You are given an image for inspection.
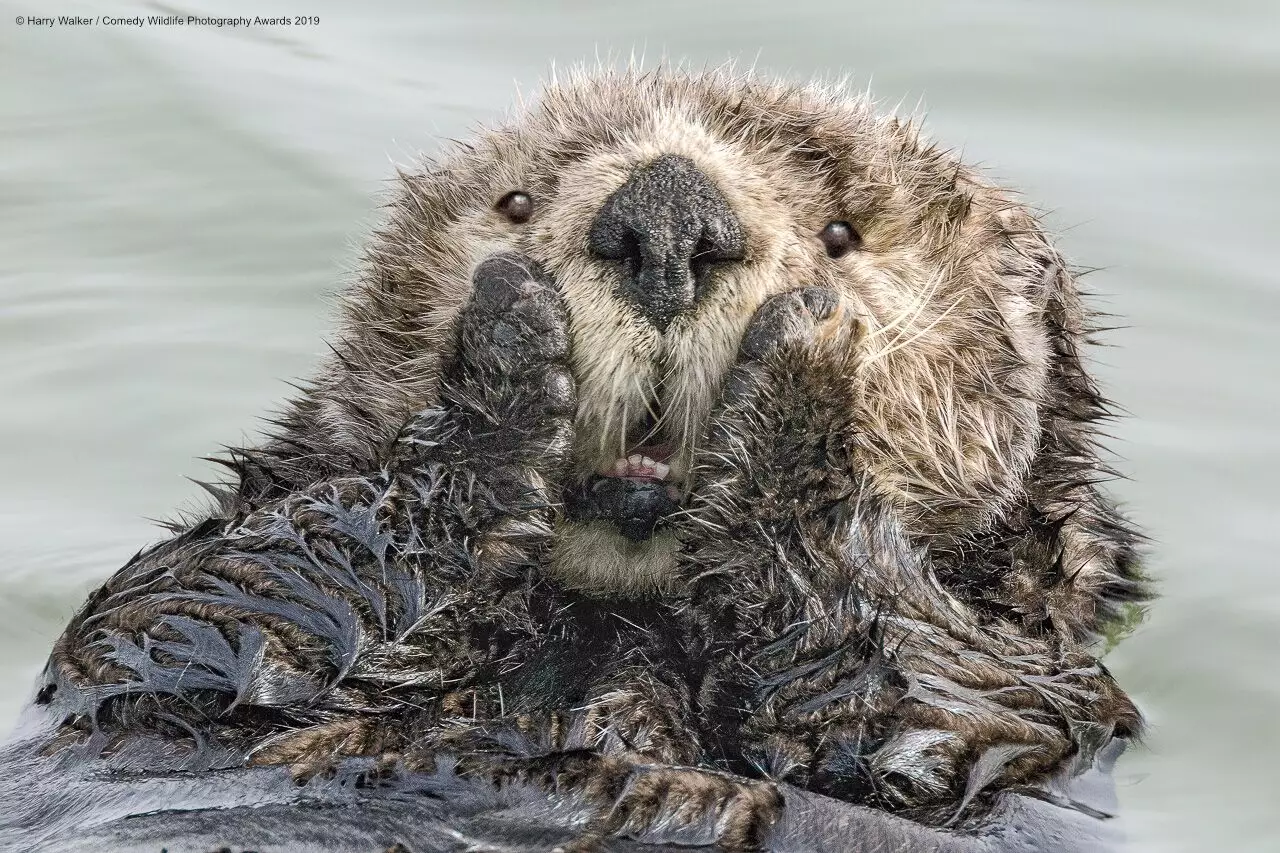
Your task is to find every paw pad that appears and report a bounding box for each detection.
[739,286,842,362]
[461,252,569,370]
[470,253,549,314]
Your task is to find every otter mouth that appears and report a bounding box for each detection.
[564,410,684,542]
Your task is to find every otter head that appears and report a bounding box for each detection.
[294,69,1140,635]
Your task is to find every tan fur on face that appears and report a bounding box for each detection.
[301,67,1119,605]
[530,111,805,486]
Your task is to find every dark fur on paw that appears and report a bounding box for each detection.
[723,287,859,407]
[458,252,571,380]
[423,251,576,473]
[738,286,841,361]
[689,286,863,521]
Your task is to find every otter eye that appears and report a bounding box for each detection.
[819,220,861,258]
[496,191,533,224]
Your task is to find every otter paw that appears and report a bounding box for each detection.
[740,287,841,361]
[684,287,863,529]
[276,750,404,789]
[589,763,783,851]
[504,752,781,852]
[725,287,859,406]
[430,252,577,469]
[457,253,571,396]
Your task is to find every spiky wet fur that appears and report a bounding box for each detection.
[39,67,1146,847]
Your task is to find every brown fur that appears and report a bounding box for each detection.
[38,67,1146,848]
[226,67,1141,635]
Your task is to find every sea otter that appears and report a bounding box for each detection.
[2,69,1146,852]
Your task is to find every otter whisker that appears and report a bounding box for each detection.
[859,268,946,354]
[863,291,966,370]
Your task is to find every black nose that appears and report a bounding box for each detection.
[588,154,744,332]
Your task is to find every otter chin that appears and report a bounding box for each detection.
[563,397,689,592]
[558,438,685,596]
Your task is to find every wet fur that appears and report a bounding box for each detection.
[35,68,1145,849]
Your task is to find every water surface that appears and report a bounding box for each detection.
[2,2,1277,850]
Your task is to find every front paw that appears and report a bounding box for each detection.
[453,252,575,415]
[724,286,860,404]
[691,287,864,517]
[392,253,578,573]
[423,253,576,469]
[458,254,570,383]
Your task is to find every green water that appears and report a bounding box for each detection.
[2,1,1277,850]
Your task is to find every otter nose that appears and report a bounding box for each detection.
[588,154,744,332]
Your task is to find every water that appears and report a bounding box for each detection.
[1,1,1277,849]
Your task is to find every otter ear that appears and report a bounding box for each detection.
[1013,249,1149,644]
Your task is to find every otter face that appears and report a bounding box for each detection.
[340,70,1110,601]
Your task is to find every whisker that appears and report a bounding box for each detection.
[861,270,944,352]
[863,290,965,368]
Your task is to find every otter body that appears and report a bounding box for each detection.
[3,70,1145,852]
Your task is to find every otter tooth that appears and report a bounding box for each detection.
[650,460,670,480]
[627,454,644,467]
